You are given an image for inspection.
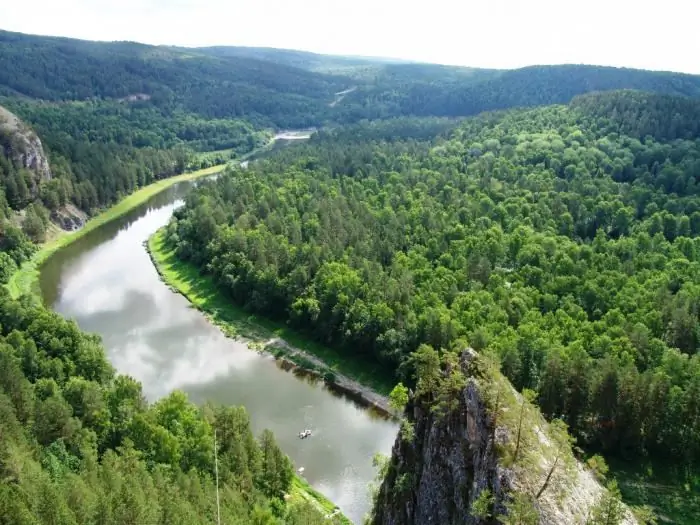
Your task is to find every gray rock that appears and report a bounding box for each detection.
[369,350,637,525]
[0,105,52,187]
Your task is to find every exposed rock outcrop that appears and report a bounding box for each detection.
[0,105,52,185]
[51,204,87,231]
[370,349,637,525]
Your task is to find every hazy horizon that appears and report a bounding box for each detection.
[3,0,699,74]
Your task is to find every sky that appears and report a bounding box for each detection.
[3,0,700,74]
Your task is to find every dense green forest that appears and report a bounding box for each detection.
[0,287,342,524]
[5,27,700,524]
[4,30,700,129]
[339,64,700,121]
[4,29,700,234]
[0,98,269,213]
[165,90,700,467]
[0,105,194,231]
[0,30,346,129]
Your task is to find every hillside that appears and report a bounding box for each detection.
[3,28,700,524]
[4,30,700,128]
[0,105,50,275]
[339,64,700,119]
[164,90,700,522]
[370,349,637,524]
[0,100,200,229]
[0,30,346,128]
[195,45,382,75]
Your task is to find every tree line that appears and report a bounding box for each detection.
[165,91,700,465]
[0,286,343,524]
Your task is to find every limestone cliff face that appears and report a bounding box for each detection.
[370,350,637,525]
[0,105,52,185]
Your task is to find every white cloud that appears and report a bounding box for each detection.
[3,0,699,73]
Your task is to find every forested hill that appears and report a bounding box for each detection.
[4,29,700,127]
[194,45,383,74]
[0,30,347,128]
[0,287,344,524]
[338,64,700,120]
[166,90,700,480]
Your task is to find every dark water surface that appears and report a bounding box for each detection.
[40,181,398,523]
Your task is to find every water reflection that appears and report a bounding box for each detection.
[40,181,398,524]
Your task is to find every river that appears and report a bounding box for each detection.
[39,179,398,523]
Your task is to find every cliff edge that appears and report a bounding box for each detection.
[369,349,637,525]
[0,105,51,185]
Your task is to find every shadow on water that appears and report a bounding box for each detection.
[276,361,393,422]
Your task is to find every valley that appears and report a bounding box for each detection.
[1,27,699,525]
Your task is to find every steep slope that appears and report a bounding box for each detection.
[0,104,56,245]
[0,105,51,184]
[369,349,636,525]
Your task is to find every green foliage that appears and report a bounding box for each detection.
[498,493,539,525]
[0,287,334,524]
[0,29,346,128]
[631,505,658,525]
[392,472,413,496]
[433,351,467,416]
[1,101,209,221]
[471,488,495,519]
[587,480,626,525]
[168,93,700,467]
[399,419,415,443]
[388,382,409,412]
[258,429,293,500]
[587,455,610,481]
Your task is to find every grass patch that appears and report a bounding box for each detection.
[289,475,353,525]
[6,165,226,300]
[147,228,394,395]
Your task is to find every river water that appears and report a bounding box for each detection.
[39,180,398,523]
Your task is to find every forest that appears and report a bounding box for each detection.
[3,27,700,524]
[0,286,343,524]
[0,98,269,211]
[165,90,700,468]
[4,29,700,129]
[337,64,700,121]
[4,29,700,242]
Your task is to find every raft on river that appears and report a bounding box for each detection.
[298,429,312,439]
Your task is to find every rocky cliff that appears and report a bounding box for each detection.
[369,350,637,525]
[0,105,52,185]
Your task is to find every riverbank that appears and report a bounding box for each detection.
[6,165,226,299]
[289,476,353,525]
[146,228,396,416]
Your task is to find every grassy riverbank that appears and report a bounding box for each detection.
[6,165,226,299]
[289,475,353,525]
[147,228,394,397]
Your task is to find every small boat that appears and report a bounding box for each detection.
[298,429,312,439]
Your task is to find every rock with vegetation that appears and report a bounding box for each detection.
[0,104,51,185]
[369,349,636,525]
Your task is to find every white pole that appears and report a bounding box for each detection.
[214,429,221,525]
